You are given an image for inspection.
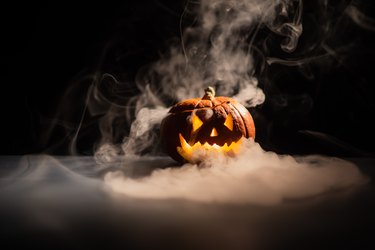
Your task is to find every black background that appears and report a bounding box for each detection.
[1,3,375,250]
[1,0,375,156]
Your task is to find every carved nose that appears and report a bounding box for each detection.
[210,128,218,137]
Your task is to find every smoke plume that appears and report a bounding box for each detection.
[30,0,368,205]
[94,0,304,157]
[88,0,369,205]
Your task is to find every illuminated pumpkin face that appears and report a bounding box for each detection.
[160,87,255,163]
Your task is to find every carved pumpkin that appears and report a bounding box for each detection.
[160,87,255,163]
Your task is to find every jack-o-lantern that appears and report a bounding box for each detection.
[160,87,255,163]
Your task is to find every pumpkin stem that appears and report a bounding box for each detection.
[202,86,216,100]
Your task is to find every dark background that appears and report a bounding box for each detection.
[1,3,375,250]
[1,0,375,156]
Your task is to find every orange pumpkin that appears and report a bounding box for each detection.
[160,87,255,163]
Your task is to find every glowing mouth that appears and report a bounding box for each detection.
[177,133,242,162]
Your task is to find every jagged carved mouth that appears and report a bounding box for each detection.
[177,133,242,162]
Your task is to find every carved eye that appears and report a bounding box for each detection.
[224,113,233,131]
[191,113,203,132]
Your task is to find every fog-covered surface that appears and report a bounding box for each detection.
[0,155,374,249]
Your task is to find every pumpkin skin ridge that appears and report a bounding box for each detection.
[169,98,235,114]
[227,102,249,138]
[219,102,247,138]
[229,102,255,139]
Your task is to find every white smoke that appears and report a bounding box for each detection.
[104,140,368,205]
[152,0,303,105]
[345,5,375,32]
[93,0,303,158]
[121,106,168,156]
[93,0,369,205]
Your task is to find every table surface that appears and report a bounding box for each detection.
[0,155,374,250]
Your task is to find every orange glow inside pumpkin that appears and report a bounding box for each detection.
[210,128,218,137]
[177,133,242,163]
[178,110,244,162]
[191,113,203,132]
[224,113,233,131]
